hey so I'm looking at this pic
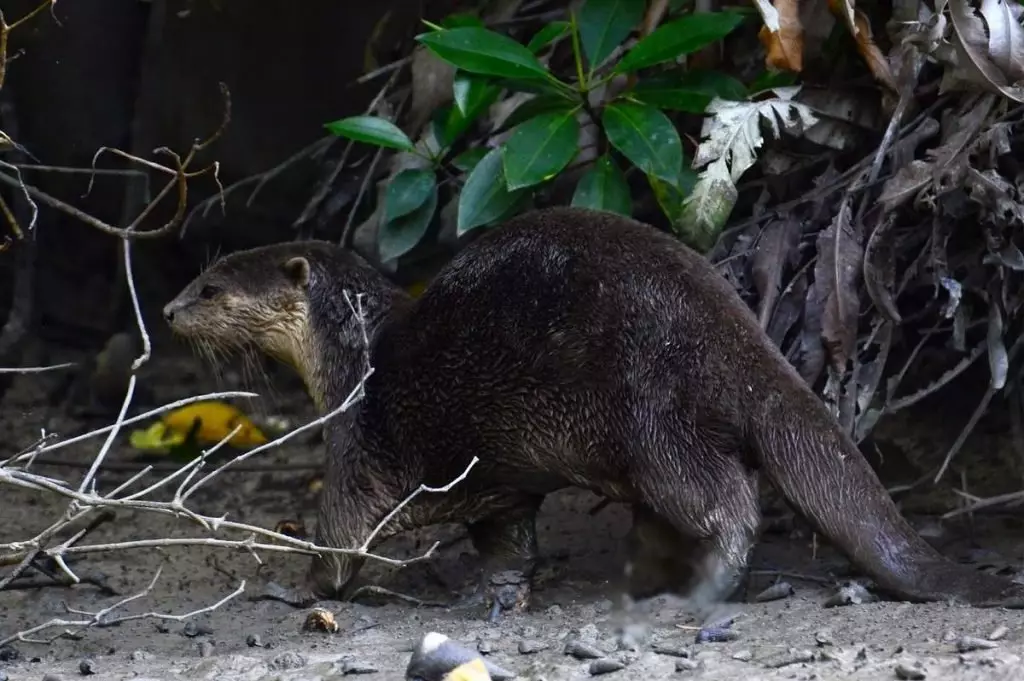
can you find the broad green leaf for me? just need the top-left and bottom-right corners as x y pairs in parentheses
(384, 168), (436, 223)
(417, 27), (552, 82)
(629, 71), (747, 112)
(323, 115), (414, 151)
(615, 12), (745, 74)
(500, 94), (579, 131)
(502, 110), (581, 190)
(602, 101), (682, 185)
(571, 155), (632, 216)
(451, 147), (489, 172)
(458, 147), (529, 235)
(747, 69), (799, 94)
(453, 72), (501, 117)
(578, 0), (646, 69)
(441, 13), (484, 28)
(379, 178), (438, 262)
(649, 167), (698, 229)
(527, 21), (570, 53)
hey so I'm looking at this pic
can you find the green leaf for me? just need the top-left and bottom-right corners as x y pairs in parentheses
(614, 12), (745, 74)
(502, 110), (581, 190)
(451, 147), (489, 172)
(747, 69), (799, 94)
(383, 168), (436, 223)
(458, 147), (529, 235)
(379, 176), (438, 262)
(323, 115), (414, 151)
(629, 71), (747, 112)
(602, 101), (682, 185)
(527, 21), (570, 53)
(417, 27), (553, 82)
(453, 72), (501, 117)
(441, 13), (484, 28)
(571, 155), (632, 216)
(648, 167), (698, 224)
(578, 0), (646, 69)
(500, 94), (579, 131)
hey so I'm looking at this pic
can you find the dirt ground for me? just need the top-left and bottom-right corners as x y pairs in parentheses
(1, 343), (1024, 681)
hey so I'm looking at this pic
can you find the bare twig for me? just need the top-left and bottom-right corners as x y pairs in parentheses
(0, 565), (245, 646)
(0, 362), (76, 374)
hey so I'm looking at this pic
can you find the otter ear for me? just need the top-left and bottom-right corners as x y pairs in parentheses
(283, 256), (311, 289)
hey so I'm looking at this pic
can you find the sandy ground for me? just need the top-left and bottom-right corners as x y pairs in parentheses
(1, 345), (1024, 681)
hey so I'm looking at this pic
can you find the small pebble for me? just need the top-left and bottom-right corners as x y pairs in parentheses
(546, 605), (563, 616)
(731, 650), (753, 661)
(589, 657), (625, 675)
(42, 675), (63, 681)
(182, 621), (212, 638)
(78, 659), (96, 676)
(477, 638), (494, 655)
(988, 625), (1008, 641)
(341, 660), (379, 674)
(956, 636), (998, 653)
(675, 658), (699, 672)
(197, 641), (214, 658)
(815, 630), (833, 646)
(518, 639), (548, 654)
(0, 670), (7, 681)
(0, 646), (19, 662)
(128, 650), (152, 663)
(651, 643), (690, 658)
(754, 581), (795, 602)
(764, 648), (815, 668)
(268, 651), (307, 671)
(565, 640), (604, 660)
(245, 634), (263, 648)
(894, 662), (926, 680)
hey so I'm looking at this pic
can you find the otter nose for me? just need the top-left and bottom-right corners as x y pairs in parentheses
(163, 300), (183, 324)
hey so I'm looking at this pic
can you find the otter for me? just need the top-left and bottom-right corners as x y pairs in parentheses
(162, 206), (1024, 613)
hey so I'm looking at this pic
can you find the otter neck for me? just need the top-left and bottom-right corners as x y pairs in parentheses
(300, 276), (411, 413)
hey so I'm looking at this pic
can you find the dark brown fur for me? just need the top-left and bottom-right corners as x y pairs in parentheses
(164, 207), (1024, 610)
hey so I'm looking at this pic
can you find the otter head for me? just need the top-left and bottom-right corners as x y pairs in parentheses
(162, 246), (316, 381)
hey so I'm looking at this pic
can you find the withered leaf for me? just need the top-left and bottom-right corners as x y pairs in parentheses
(978, 0), (1024, 82)
(756, 0), (804, 72)
(752, 218), (801, 330)
(862, 212), (902, 323)
(947, 0), (1024, 102)
(987, 294), (1009, 390)
(815, 200), (864, 372)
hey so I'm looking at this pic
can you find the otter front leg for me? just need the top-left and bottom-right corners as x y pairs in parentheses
(455, 495), (543, 621)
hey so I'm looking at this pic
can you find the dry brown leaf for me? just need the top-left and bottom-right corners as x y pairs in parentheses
(862, 212), (902, 324)
(756, 0), (804, 72)
(827, 0), (898, 91)
(816, 200), (864, 373)
(947, 0), (1024, 102)
(978, 0), (1024, 81)
(752, 218), (801, 330)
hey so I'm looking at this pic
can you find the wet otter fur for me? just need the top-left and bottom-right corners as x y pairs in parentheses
(163, 206), (1024, 612)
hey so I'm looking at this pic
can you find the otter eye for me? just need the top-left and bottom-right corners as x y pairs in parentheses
(198, 285), (220, 300)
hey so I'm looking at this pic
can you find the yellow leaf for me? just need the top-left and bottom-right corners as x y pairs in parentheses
(406, 279), (430, 298)
(161, 401), (268, 448)
(443, 659), (490, 681)
(129, 422), (186, 452)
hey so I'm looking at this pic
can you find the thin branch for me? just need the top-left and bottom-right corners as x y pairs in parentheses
(0, 362), (76, 374)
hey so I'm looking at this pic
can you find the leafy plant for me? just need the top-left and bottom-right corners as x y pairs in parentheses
(324, 0), (767, 262)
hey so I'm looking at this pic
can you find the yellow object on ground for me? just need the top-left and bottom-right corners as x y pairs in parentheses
(129, 400), (268, 453)
(443, 659), (490, 681)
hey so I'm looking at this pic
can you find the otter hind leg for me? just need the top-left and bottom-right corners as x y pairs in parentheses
(453, 494), (544, 621)
(635, 445), (761, 613)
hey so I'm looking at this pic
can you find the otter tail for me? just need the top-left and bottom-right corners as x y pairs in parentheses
(749, 376), (1024, 608)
